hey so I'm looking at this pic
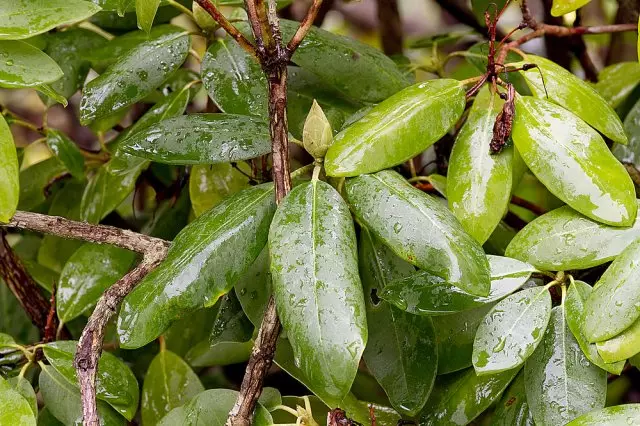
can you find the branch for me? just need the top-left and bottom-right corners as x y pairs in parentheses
(286, 0), (323, 54)
(376, 0), (404, 56)
(433, 0), (507, 41)
(193, 0), (256, 55)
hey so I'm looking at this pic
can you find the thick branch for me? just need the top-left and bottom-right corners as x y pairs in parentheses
(193, 0), (256, 55)
(376, 0), (404, 56)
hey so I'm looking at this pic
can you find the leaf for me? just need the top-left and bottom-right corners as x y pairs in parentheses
(141, 350), (204, 426)
(209, 291), (253, 346)
(189, 163), (251, 217)
(39, 364), (125, 426)
(595, 62), (640, 108)
(118, 184), (276, 349)
(613, 97), (640, 167)
(235, 248), (271, 327)
(141, 191), (191, 240)
(157, 389), (272, 426)
(46, 130), (84, 180)
(512, 96), (636, 226)
(0, 285), (39, 343)
(270, 180), (367, 402)
(8, 376), (37, 418)
(472, 286), (552, 374)
(465, 42), (524, 75)
(0, 386), (35, 425)
(409, 30), (476, 49)
(492, 371), (535, 426)
(325, 79), (465, 177)
(419, 367), (520, 425)
(43, 341), (139, 420)
(506, 203), (640, 271)
(583, 238), (640, 342)
(565, 280), (625, 374)
(119, 114), (271, 165)
(0, 0), (101, 40)
(201, 38), (267, 118)
(471, 0), (507, 22)
(164, 305), (217, 358)
(0, 40), (63, 88)
(303, 100), (333, 159)
(345, 170), (490, 296)
(514, 55), (627, 144)
(136, 0), (160, 33)
(596, 315), (640, 363)
(58, 243), (136, 323)
(79, 31), (190, 123)
(551, 0), (591, 16)
(36, 408), (64, 426)
(18, 157), (68, 211)
(566, 404), (640, 425)
(0, 114), (18, 222)
(525, 306), (606, 426)
(448, 86), (512, 244)
(185, 340), (252, 368)
(359, 229), (437, 416)
(381, 255), (535, 315)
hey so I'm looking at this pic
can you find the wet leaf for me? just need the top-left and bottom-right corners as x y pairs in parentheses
(448, 86), (512, 244)
(46, 130), (84, 180)
(164, 305), (217, 358)
(270, 180), (367, 402)
(525, 306), (606, 425)
(18, 157), (68, 211)
(303, 100), (333, 159)
(119, 114), (271, 165)
(566, 404), (640, 425)
(492, 370), (535, 425)
(0, 40), (62, 88)
(141, 350), (204, 426)
(189, 163), (251, 217)
(595, 62), (640, 108)
(185, 340), (252, 368)
(0, 114), (18, 222)
(209, 291), (253, 346)
(551, 0), (591, 16)
(118, 184), (275, 349)
(359, 229), (437, 416)
(141, 191), (191, 241)
(596, 316), (640, 363)
(234, 248), (271, 327)
(136, 0), (160, 33)
(325, 79), (465, 177)
(613, 97), (640, 168)
(512, 96), (636, 226)
(0, 384), (35, 425)
(346, 170), (490, 296)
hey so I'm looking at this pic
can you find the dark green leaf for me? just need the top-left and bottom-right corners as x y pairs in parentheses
(492, 371), (534, 426)
(136, 0), (160, 33)
(525, 306), (606, 425)
(235, 248), (271, 327)
(118, 184), (275, 349)
(325, 79), (465, 177)
(0, 114), (18, 222)
(141, 191), (191, 240)
(189, 163), (251, 217)
(0, 40), (62, 88)
(595, 62), (640, 108)
(185, 340), (252, 367)
(0, 284), (39, 343)
(37, 408), (64, 426)
(409, 30), (476, 49)
(46, 130), (84, 180)
(18, 157), (68, 211)
(471, 0), (507, 23)
(566, 404), (640, 425)
(120, 114), (271, 165)
(465, 42), (523, 74)
(346, 170), (490, 296)
(164, 305), (217, 358)
(209, 291), (253, 346)
(512, 96), (636, 226)
(270, 180), (366, 402)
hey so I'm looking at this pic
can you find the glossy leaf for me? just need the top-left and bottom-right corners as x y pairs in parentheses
(584, 238), (640, 342)
(448, 86), (512, 243)
(119, 114), (271, 165)
(566, 404), (640, 425)
(185, 340), (252, 367)
(613, 96), (640, 168)
(79, 31), (190, 123)
(235, 248), (271, 327)
(0, 0), (101, 40)
(46, 130), (84, 180)
(0, 385), (35, 425)
(565, 280), (625, 374)
(551, 0), (591, 16)
(506, 202), (640, 271)
(595, 62), (640, 108)
(596, 316), (640, 363)
(0, 114), (18, 222)
(381, 255), (535, 315)
(420, 367), (520, 425)
(325, 79), (465, 177)
(18, 157), (68, 211)
(525, 306), (606, 425)
(512, 96), (636, 226)
(58, 243), (136, 323)
(492, 371), (534, 426)
(189, 163), (251, 217)
(270, 180), (367, 402)
(141, 350), (204, 426)
(164, 305), (217, 358)
(209, 291), (253, 346)
(43, 341), (139, 420)
(346, 170), (490, 296)
(0, 40), (63, 88)
(472, 286), (552, 374)
(136, 0), (160, 33)
(118, 184), (276, 349)
(359, 229), (437, 416)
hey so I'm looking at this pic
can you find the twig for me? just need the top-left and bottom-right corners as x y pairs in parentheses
(376, 0), (403, 55)
(510, 195), (546, 216)
(432, 0), (507, 41)
(193, 0), (256, 55)
(286, 0), (323, 55)
(43, 283), (58, 343)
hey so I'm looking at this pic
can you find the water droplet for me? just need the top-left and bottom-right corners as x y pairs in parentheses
(5, 59), (13, 66)
(493, 337), (506, 353)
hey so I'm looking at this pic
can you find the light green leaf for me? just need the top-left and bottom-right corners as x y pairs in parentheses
(596, 316), (640, 363)
(512, 96), (636, 226)
(595, 62), (640, 108)
(8, 376), (37, 418)
(46, 130), (84, 180)
(189, 163), (251, 217)
(345, 170), (490, 296)
(0, 114), (18, 222)
(0, 40), (63, 88)
(566, 404), (640, 425)
(551, 0), (591, 16)
(0, 385), (36, 426)
(136, 0), (160, 33)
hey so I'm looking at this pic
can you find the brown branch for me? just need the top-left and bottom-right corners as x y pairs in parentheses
(376, 0), (403, 56)
(193, 0), (256, 55)
(433, 0), (507, 40)
(313, 0), (334, 26)
(510, 195), (547, 216)
(43, 283), (58, 343)
(286, 0), (323, 55)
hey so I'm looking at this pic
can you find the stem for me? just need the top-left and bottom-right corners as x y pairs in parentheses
(167, 0), (195, 19)
(193, 0), (256, 56)
(286, 0), (323, 54)
(376, 0), (403, 55)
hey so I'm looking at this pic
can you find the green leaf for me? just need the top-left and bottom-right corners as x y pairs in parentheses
(270, 180), (367, 402)
(201, 38), (267, 118)
(595, 62), (640, 108)
(551, 0), (591, 16)
(525, 306), (606, 425)
(58, 243), (136, 323)
(119, 114), (271, 165)
(419, 367), (520, 425)
(79, 31), (190, 123)
(209, 291), (253, 346)
(512, 96), (636, 226)
(613, 96), (640, 168)
(141, 191), (191, 241)
(158, 389), (272, 426)
(325, 79), (465, 177)
(235, 248), (271, 327)
(43, 341), (139, 420)
(433, 304), (494, 374)
(492, 371), (535, 426)
(465, 42), (523, 75)
(141, 350), (204, 426)
(0, 386), (36, 425)
(118, 184), (276, 349)
(8, 376), (37, 418)
(0, 40), (63, 88)
(471, 0), (507, 22)
(136, 0), (160, 33)
(514, 55), (627, 144)
(185, 340), (252, 368)
(39, 364), (125, 426)
(0, 0), (101, 40)
(0, 284), (39, 343)
(448, 86), (513, 244)
(584, 238), (640, 342)
(0, 333), (16, 348)
(595, 315), (640, 363)
(345, 170), (490, 296)
(164, 305), (217, 358)
(36, 408), (64, 426)
(359, 229), (437, 416)
(566, 404), (640, 425)
(46, 130), (84, 180)
(0, 114), (18, 222)
(189, 163), (251, 217)
(381, 255), (535, 315)
(565, 280), (625, 374)
(408, 30), (475, 49)
(18, 157), (68, 211)
(506, 202), (640, 271)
